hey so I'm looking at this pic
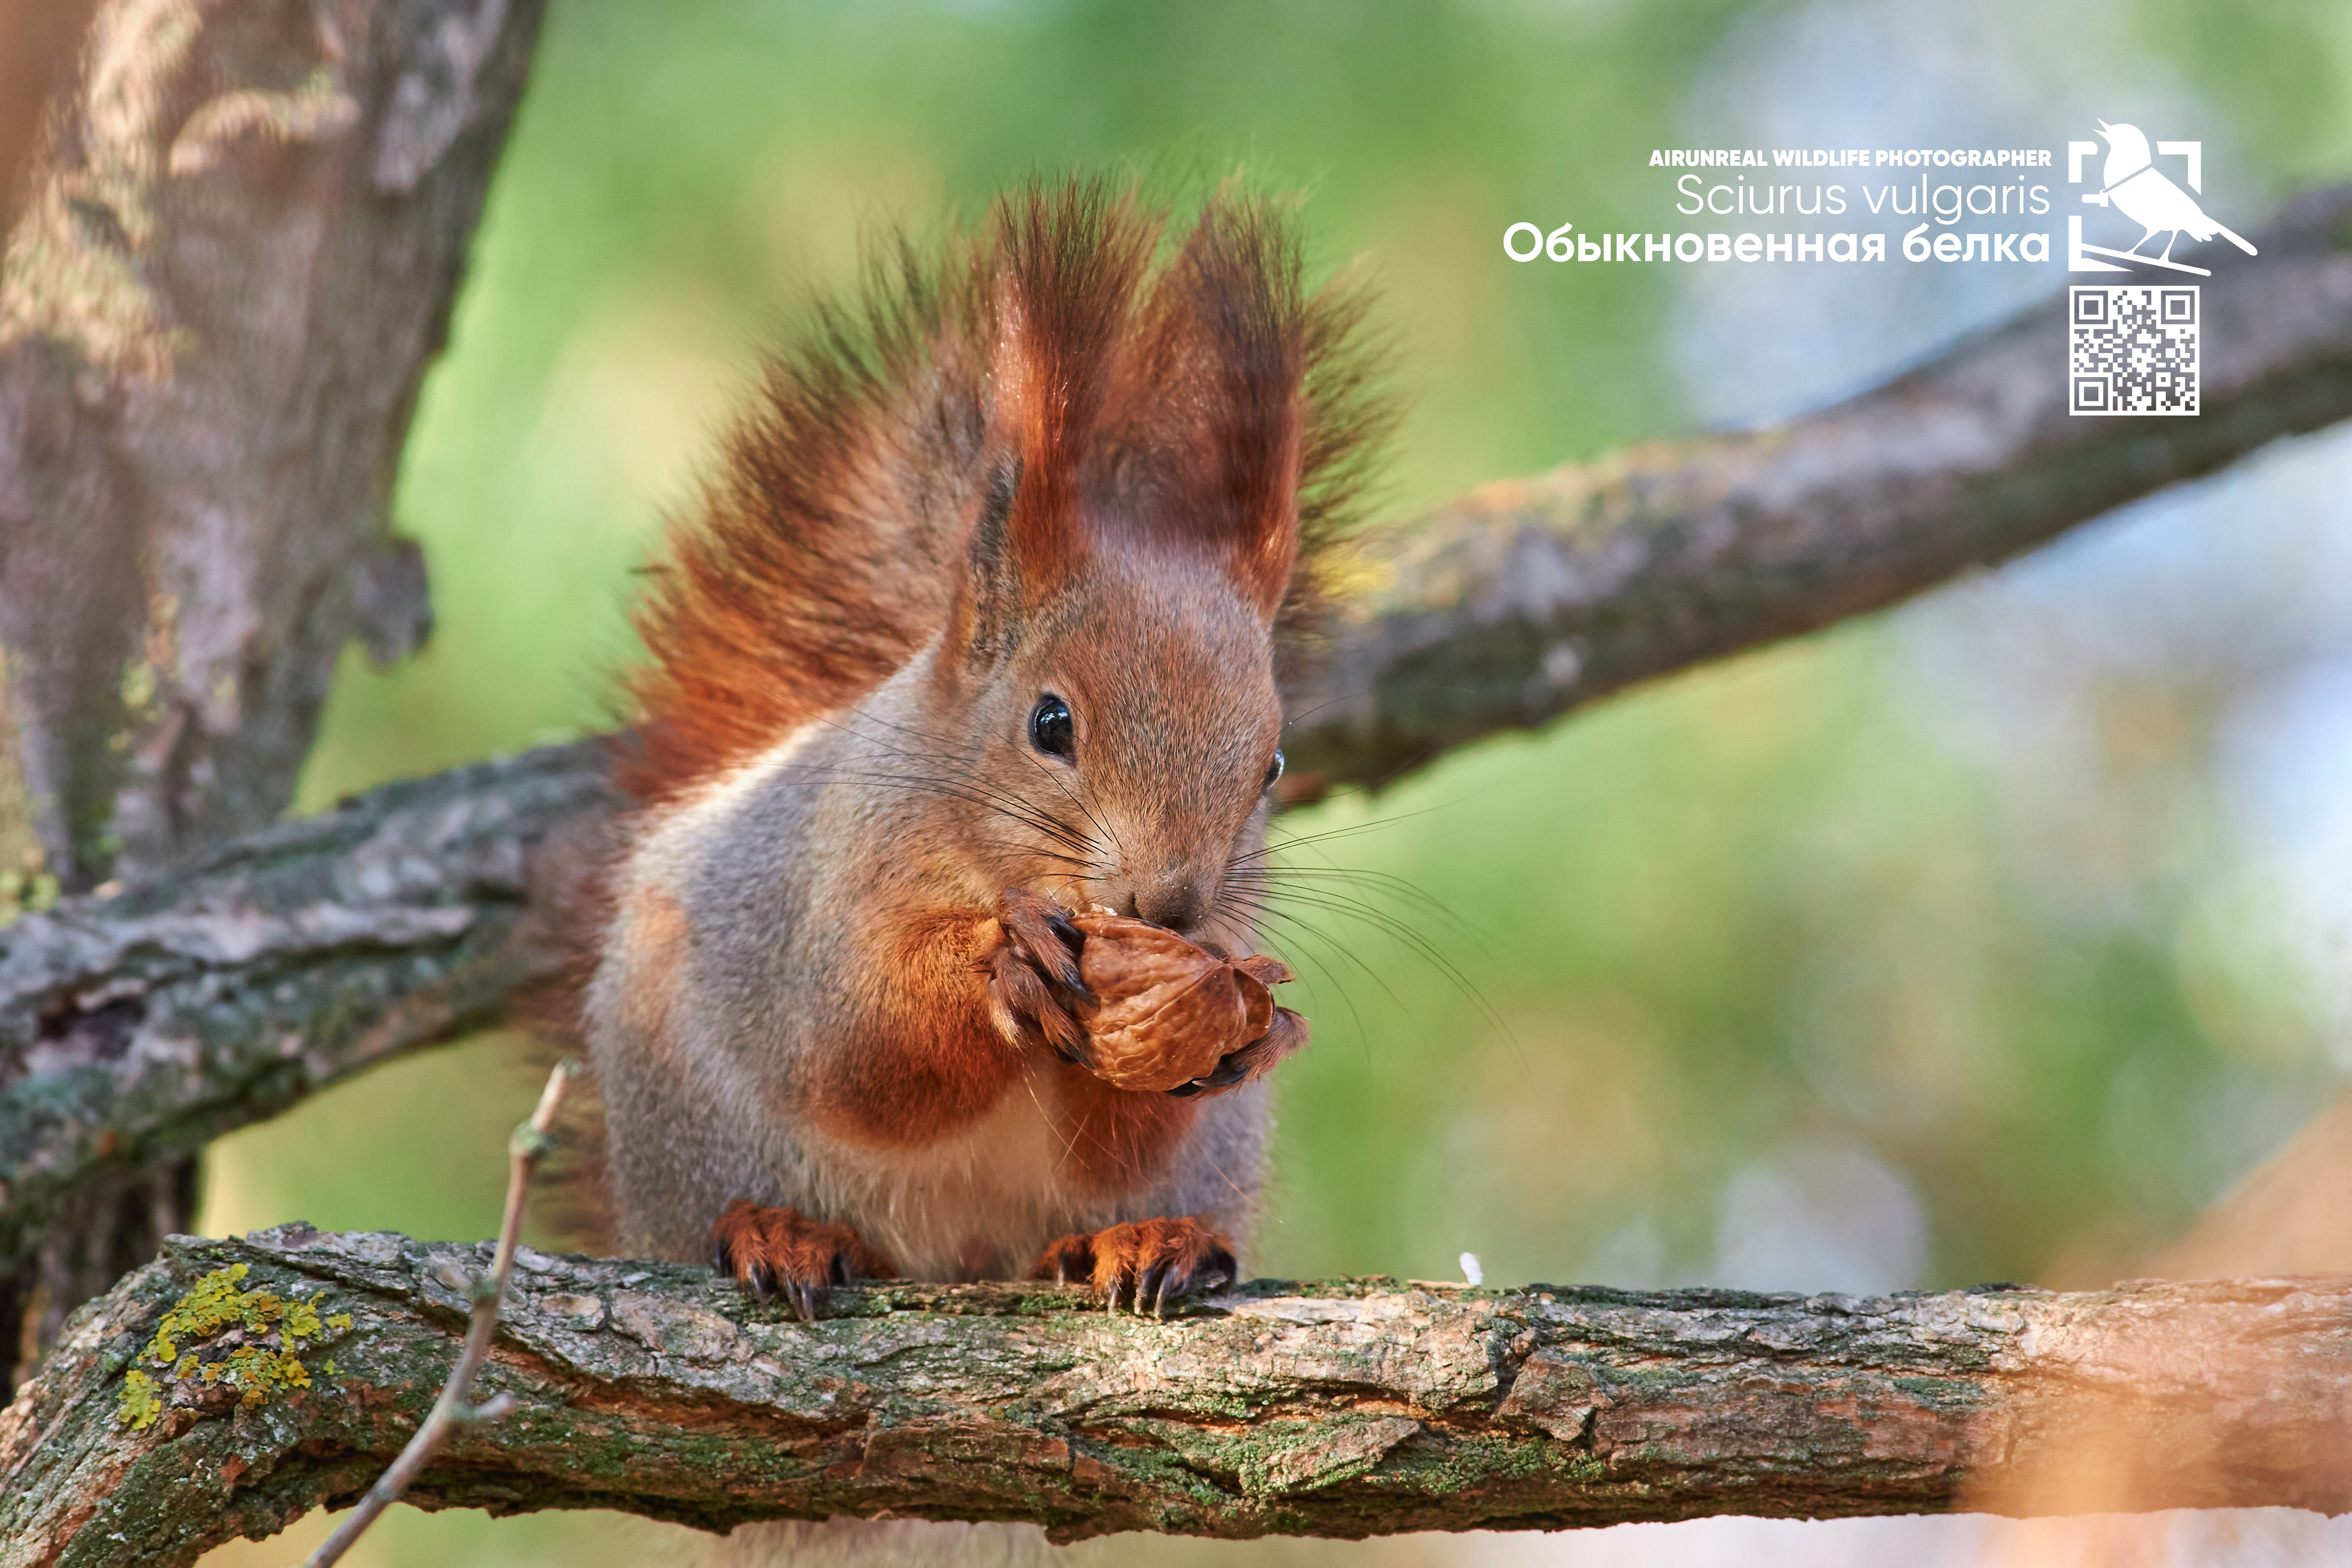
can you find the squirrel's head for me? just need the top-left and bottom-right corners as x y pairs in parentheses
(920, 545), (1285, 937)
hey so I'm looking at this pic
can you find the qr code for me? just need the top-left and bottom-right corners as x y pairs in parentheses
(2070, 287), (2198, 416)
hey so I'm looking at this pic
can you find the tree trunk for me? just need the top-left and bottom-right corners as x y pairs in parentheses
(3, 1227), (2348, 1565)
(0, 0), (547, 1384)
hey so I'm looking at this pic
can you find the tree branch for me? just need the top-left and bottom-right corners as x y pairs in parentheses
(0, 744), (615, 1267)
(3, 1227), (2348, 1564)
(1284, 184), (2352, 786)
(6, 187), (2352, 1345)
(303, 1061), (575, 1567)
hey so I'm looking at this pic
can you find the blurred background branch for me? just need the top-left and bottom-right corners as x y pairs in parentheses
(1286, 186), (2352, 787)
(8, 1226), (2351, 1566)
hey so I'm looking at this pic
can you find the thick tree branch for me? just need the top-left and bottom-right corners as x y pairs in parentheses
(0, 744), (614, 1267)
(3, 1227), (2348, 1564)
(303, 1061), (575, 1567)
(5, 188), (2352, 1354)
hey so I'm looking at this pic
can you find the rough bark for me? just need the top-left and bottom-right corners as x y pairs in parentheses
(0, 0), (545, 883)
(0, 1), (102, 240)
(0, 0), (546, 1376)
(0, 742), (613, 1276)
(1281, 185), (2352, 787)
(2, 1227), (2348, 1564)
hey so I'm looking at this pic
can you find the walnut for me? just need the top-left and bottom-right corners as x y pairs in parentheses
(1068, 909), (1297, 1093)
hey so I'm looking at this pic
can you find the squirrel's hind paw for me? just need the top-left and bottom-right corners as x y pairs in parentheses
(711, 1201), (893, 1322)
(1031, 1216), (1236, 1317)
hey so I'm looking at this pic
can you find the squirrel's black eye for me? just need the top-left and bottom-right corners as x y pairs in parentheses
(1263, 749), (1285, 792)
(1029, 695), (1074, 759)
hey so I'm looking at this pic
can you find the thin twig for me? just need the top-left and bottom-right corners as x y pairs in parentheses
(300, 1059), (579, 1568)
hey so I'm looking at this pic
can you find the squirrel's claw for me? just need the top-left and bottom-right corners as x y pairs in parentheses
(1029, 1216), (1235, 1317)
(1136, 1256), (1174, 1317)
(710, 1200), (891, 1322)
(987, 888), (1093, 1059)
(988, 943), (1090, 1062)
(996, 887), (1088, 996)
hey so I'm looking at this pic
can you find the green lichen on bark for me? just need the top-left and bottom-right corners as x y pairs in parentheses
(113, 1368), (159, 1429)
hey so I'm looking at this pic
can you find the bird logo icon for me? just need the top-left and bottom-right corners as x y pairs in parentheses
(2069, 121), (2255, 275)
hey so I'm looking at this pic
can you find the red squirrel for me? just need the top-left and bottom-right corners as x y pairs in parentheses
(584, 179), (1380, 1317)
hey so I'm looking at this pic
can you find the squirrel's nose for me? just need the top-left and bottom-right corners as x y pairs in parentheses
(1127, 877), (1206, 934)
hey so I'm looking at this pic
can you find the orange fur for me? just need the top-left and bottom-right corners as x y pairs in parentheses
(1050, 1062), (1201, 1197)
(1032, 1216), (1235, 1312)
(810, 906), (1026, 1148)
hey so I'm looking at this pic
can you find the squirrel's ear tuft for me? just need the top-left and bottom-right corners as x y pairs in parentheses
(1098, 194), (1318, 623)
(948, 181), (1159, 664)
(1171, 200), (1308, 620)
(951, 181), (1387, 661)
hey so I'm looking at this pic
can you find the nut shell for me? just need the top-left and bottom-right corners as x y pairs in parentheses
(1071, 911), (1278, 1092)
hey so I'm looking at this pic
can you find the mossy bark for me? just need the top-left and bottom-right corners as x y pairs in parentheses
(5, 1228), (2351, 1565)
(0, 742), (613, 1272)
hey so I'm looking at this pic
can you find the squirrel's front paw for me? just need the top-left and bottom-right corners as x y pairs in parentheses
(985, 887), (1091, 1062)
(1031, 1216), (1236, 1316)
(711, 1200), (893, 1322)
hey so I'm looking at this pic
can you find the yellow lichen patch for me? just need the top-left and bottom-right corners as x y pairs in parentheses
(115, 1263), (351, 1427)
(117, 1369), (162, 1430)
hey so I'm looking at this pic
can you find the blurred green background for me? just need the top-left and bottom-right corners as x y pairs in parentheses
(193, 0), (2352, 1563)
